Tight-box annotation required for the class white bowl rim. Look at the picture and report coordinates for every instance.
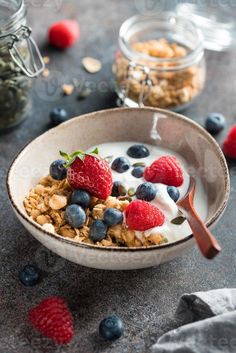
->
[6,107,230,252]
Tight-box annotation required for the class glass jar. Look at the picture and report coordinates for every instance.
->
[0,0,44,132]
[114,13,206,111]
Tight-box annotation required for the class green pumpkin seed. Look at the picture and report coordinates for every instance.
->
[118,184,127,196]
[104,156,114,164]
[133,162,146,167]
[171,216,186,225]
[77,87,92,100]
[0,45,31,131]
[128,187,136,197]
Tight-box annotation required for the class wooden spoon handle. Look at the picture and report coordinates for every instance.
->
[182,204,221,259]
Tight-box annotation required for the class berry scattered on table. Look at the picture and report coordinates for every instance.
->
[89,220,108,242]
[70,189,91,208]
[103,208,124,226]
[111,181,127,197]
[111,157,130,173]
[205,113,225,135]
[49,160,67,180]
[19,264,40,286]
[144,156,184,187]
[28,296,74,344]
[125,200,165,231]
[136,182,157,201]
[167,186,180,202]
[48,20,80,49]
[99,315,124,341]
[223,124,236,159]
[131,166,144,178]
[127,144,150,159]
[50,108,68,126]
[61,149,113,200]
[65,204,86,228]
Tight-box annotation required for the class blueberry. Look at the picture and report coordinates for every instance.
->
[50,107,68,126]
[19,264,40,286]
[70,190,91,208]
[111,157,130,173]
[111,181,127,197]
[49,160,67,180]
[89,220,108,242]
[99,315,124,341]
[65,204,86,228]
[103,208,124,226]
[136,182,157,201]
[205,113,225,135]
[131,166,144,178]
[167,186,180,202]
[127,144,150,159]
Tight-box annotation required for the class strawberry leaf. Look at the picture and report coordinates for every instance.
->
[91,147,99,155]
[59,151,70,159]
[70,150,84,158]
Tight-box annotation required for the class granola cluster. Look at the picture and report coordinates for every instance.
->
[24,175,167,248]
[115,38,205,109]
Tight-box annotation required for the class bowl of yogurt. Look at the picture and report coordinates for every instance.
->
[7,107,230,270]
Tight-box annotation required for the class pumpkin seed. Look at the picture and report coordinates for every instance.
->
[118,184,127,196]
[128,187,136,197]
[133,162,146,167]
[171,216,186,225]
[77,87,92,100]
[104,155,114,164]
[0,45,32,131]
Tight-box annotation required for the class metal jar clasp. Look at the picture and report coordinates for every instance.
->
[2,25,45,78]
[119,61,153,107]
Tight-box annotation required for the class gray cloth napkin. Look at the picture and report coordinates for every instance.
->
[151,289,236,353]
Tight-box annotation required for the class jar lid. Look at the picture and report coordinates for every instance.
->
[176,2,236,51]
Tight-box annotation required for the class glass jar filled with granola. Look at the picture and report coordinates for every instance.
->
[0,0,44,132]
[114,13,206,111]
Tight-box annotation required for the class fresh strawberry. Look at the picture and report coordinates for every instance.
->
[48,20,80,49]
[144,156,184,187]
[125,200,165,231]
[60,148,113,200]
[223,124,236,159]
[28,297,74,344]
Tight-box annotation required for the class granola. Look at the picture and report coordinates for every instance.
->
[24,175,167,248]
[114,38,205,109]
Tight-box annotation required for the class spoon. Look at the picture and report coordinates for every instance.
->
[177,177,221,259]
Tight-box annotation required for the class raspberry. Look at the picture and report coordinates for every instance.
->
[48,20,80,49]
[223,125,236,159]
[144,156,184,187]
[28,297,74,344]
[125,200,165,231]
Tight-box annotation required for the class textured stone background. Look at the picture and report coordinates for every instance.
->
[1,1,236,352]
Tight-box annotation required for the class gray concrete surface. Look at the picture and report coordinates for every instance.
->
[0,1,236,352]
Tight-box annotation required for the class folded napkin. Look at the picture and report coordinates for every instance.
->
[152,289,236,353]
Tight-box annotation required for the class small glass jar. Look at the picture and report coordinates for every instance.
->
[0,0,44,132]
[114,13,206,111]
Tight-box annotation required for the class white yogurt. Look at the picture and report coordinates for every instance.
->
[89,142,208,244]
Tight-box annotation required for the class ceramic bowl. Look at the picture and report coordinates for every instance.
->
[7,108,230,270]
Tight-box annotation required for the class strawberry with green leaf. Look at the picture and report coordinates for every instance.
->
[60,148,113,200]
